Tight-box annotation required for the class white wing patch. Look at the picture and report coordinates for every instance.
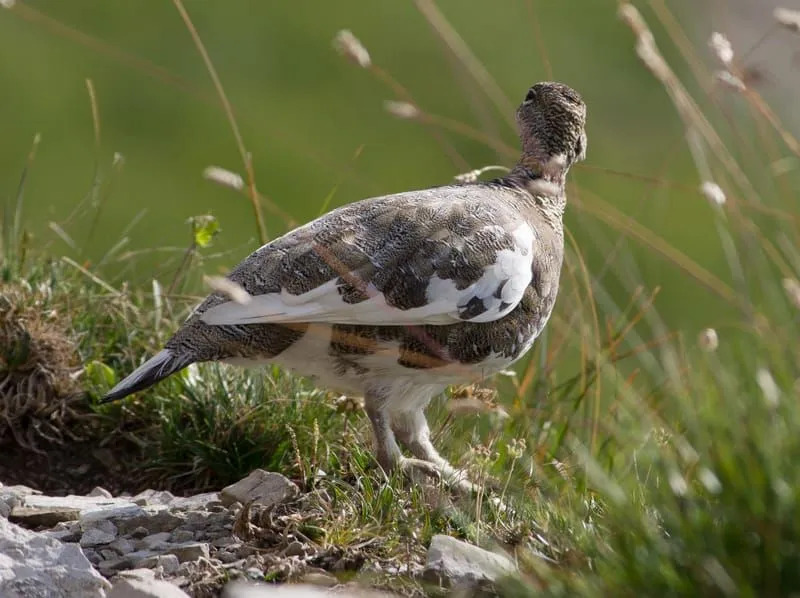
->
[201,223,535,327]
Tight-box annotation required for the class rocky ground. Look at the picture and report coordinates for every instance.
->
[0,469,516,597]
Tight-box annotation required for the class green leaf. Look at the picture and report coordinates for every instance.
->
[188,214,220,248]
[86,360,117,390]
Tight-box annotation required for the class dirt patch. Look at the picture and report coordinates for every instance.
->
[0,438,146,496]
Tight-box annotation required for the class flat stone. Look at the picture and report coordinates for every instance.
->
[0,517,109,597]
[423,534,516,589]
[220,470,298,508]
[81,505,147,525]
[10,494,142,528]
[167,541,210,562]
[9,506,82,527]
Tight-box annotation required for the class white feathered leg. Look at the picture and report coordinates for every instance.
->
[390,408,476,493]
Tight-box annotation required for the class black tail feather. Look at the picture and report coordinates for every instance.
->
[99,349,191,404]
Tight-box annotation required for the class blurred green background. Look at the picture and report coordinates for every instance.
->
[0,0,785,331]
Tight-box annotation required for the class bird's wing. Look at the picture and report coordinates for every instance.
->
[200,187,536,327]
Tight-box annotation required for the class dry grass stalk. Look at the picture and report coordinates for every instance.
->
[618,3,759,203]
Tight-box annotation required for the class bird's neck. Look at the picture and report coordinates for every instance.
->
[504,157,567,218]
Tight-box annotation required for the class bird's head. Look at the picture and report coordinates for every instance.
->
[515,82,587,179]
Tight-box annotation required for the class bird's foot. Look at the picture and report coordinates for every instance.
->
[397,457,477,495]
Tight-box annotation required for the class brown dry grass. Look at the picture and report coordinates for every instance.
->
[0,281,90,449]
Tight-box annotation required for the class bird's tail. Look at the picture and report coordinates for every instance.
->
[98,349,193,404]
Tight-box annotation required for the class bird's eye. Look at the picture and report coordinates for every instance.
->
[525,88,536,102]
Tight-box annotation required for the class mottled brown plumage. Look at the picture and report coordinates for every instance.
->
[100,82,587,491]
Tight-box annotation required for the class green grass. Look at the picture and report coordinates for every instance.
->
[2,3,800,597]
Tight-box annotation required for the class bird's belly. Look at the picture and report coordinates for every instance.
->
[224,315,543,395]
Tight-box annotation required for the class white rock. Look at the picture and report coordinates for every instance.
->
[0,517,110,597]
[423,534,516,589]
[169,492,220,510]
[222,580,393,597]
[109,568,190,598]
[88,486,113,498]
[220,470,299,508]
[131,489,176,506]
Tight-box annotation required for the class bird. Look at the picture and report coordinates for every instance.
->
[100,81,587,491]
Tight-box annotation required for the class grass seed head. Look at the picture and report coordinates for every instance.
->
[774,7,800,33]
[709,32,734,67]
[333,30,371,68]
[700,181,726,206]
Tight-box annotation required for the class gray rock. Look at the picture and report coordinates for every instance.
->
[117,508,186,535]
[130,526,150,539]
[109,568,190,598]
[0,500,10,519]
[0,517,110,597]
[423,534,516,589]
[97,550,161,575]
[167,541,210,562]
[170,529,195,543]
[40,520,81,542]
[109,536,137,555]
[157,554,181,574]
[80,519,118,546]
[137,531,172,551]
[220,470,299,508]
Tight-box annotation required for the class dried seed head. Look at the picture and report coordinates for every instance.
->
[709,32,734,67]
[783,278,800,309]
[333,30,371,68]
[453,165,510,184]
[383,100,419,120]
[698,328,719,352]
[698,467,722,494]
[774,7,800,32]
[714,70,746,92]
[756,367,780,407]
[700,181,726,206]
[204,276,251,305]
[0,0,16,8]
[112,152,125,167]
[668,470,688,497]
[506,438,527,459]
[203,166,244,192]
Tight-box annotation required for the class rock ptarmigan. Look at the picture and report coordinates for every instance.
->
[101,82,587,490]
